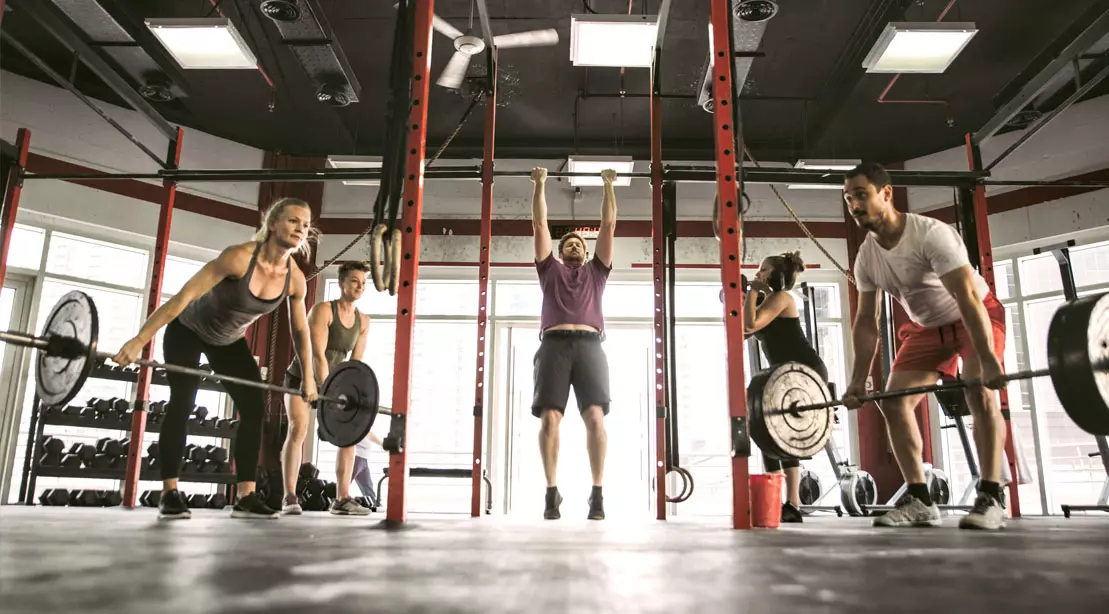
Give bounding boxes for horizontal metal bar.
[982,180,1109,188]
[25,165,990,187]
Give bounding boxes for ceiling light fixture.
[787,159,861,190]
[862,22,978,74]
[567,156,635,187]
[327,156,382,186]
[145,18,258,69]
[570,14,659,68]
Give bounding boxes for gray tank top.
[287,301,362,377]
[178,242,291,346]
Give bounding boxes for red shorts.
[890,294,1006,379]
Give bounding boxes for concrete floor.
[1,507,1107,614]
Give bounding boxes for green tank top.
[287,301,362,378]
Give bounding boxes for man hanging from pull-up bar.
[530,166,617,521]
[841,162,1009,530]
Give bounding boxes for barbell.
[0,291,388,448]
[747,292,1109,461]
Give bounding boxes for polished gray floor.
[1,506,1108,613]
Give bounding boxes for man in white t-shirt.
[841,162,1009,531]
[351,431,383,508]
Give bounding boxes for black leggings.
[160,319,263,482]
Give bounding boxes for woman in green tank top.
[279,262,372,516]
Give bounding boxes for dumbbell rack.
[18,363,236,506]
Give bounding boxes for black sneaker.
[158,489,190,520]
[230,492,279,519]
[781,502,803,523]
[588,492,605,520]
[544,488,563,520]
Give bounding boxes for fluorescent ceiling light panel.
[788,159,861,190]
[570,14,659,68]
[862,22,978,73]
[567,156,635,187]
[146,18,258,69]
[328,156,382,186]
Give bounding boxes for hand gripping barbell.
[0,291,389,448]
[746,292,1109,461]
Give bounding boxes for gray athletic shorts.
[532,330,610,417]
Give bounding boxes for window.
[601,282,655,318]
[1070,240,1109,289]
[323,278,479,318]
[493,280,542,318]
[45,232,149,289]
[1017,253,1063,296]
[7,224,45,270]
[993,261,1015,300]
[162,256,205,295]
[808,283,842,320]
[673,282,725,318]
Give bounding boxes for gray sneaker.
[959,493,1006,531]
[281,494,303,515]
[329,497,372,516]
[873,495,942,528]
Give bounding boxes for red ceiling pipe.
[122,128,183,509]
[471,51,497,518]
[709,0,752,530]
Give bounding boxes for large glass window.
[7,224,46,270]
[45,232,149,289]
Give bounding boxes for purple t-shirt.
[536,253,611,333]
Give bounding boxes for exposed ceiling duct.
[258,0,361,106]
[698,0,778,113]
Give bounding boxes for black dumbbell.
[108,397,129,412]
[139,490,161,507]
[71,490,102,507]
[100,491,122,507]
[182,460,199,474]
[59,454,82,469]
[299,463,320,481]
[198,459,217,473]
[206,446,228,463]
[96,438,124,458]
[207,493,228,509]
[323,482,337,499]
[217,461,231,474]
[61,405,82,417]
[201,418,219,429]
[68,442,95,466]
[192,406,209,421]
[89,453,113,469]
[185,444,207,464]
[187,493,209,509]
[43,436,65,456]
[216,418,232,431]
[149,401,167,414]
[79,406,98,419]
[88,397,109,412]
[39,488,70,506]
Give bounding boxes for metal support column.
[710,0,751,530]
[964,134,1022,518]
[0,128,31,287]
[650,49,668,519]
[122,128,183,508]
[471,50,497,518]
[385,0,434,527]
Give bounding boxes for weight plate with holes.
[928,468,951,505]
[36,291,99,408]
[748,362,834,460]
[316,360,380,448]
[840,470,877,516]
[1048,292,1109,435]
[798,469,822,505]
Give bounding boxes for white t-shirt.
[854,213,991,328]
[355,435,375,459]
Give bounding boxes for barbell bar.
[746,292,1109,462]
[0,291,389,448]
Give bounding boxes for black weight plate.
[929,469,951,506]
[798,470,822,505]
[1048,292,1109,436]
[36,291,98,408]
[748,362,834,460]
[317,360,380,448]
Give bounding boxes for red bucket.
[751,473,783,528]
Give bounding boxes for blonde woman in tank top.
[279,262,371,515]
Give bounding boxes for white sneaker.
[873,495,942,528]
[959,493,1006,531]
[281,494,303,515]
[329,497,372,516]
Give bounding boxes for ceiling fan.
[431,12,558,90]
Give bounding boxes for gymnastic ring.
[665,466,694,503]
[385,228,403,296]
[675,466,694,503]
[712,192,750,241]
[369,224,388,293]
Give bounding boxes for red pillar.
[0,128,31,286]
[471,52,497,517]
[122,128,183,508]
[709,0,751,530]
[965,134,1022,517]
[385,0,434,526]
[650,57,668,520]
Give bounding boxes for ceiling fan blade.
[432,14,464,39]
[492,29,559,49]
[436,51,471,89]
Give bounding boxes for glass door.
[0,276,34,502]
[506,324,654,518]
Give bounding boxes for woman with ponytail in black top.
[744,251,828,523]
